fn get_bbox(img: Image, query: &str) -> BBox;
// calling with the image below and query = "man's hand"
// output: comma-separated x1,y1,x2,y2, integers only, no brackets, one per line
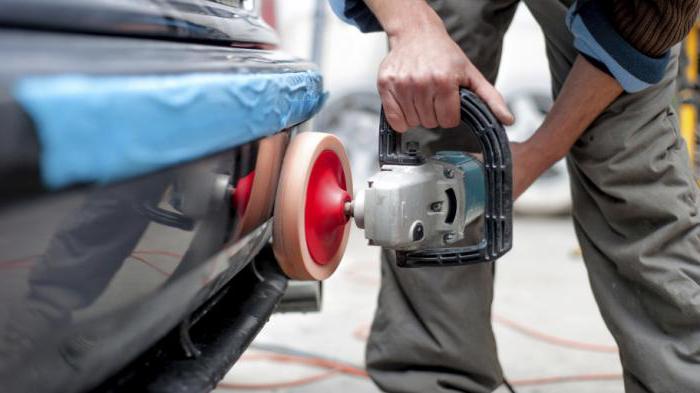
363,1,623,201
364,0,513,132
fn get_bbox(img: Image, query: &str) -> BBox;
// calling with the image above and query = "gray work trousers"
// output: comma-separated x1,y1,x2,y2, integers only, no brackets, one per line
365,1,700,392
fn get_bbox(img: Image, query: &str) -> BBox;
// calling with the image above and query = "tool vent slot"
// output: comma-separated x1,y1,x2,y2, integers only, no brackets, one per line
445,188,457,224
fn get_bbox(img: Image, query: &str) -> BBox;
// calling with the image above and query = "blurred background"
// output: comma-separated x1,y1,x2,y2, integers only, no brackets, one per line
215,1,700,392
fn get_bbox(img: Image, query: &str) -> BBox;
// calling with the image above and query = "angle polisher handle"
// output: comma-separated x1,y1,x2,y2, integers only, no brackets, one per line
378,110,425,165
378,88,513,266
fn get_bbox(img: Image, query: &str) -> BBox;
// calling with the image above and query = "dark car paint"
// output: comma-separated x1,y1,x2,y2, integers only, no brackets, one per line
0,0,278,47
0,148,272,392
89,245,288,393
0,2,316,392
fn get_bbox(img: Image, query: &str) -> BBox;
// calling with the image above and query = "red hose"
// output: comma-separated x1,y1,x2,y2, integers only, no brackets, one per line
218,369,339,390
492,314,618,353
510,373,622,386
220,349,623,390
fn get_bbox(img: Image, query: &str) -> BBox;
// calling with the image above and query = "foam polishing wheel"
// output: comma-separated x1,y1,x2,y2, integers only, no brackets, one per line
233,133,289,240
273,132,353,280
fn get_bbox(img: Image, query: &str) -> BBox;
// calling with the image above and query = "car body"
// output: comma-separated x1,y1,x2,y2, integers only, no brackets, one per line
0,1,323,392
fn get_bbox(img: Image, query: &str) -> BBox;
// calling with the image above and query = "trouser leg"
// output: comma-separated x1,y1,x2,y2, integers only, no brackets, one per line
568,52,700,393
365,1,519,392
525,1,700,391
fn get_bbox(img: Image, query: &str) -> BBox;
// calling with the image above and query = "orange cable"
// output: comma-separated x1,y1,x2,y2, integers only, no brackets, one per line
241,353,368,378
0,254,39,269
132,249,183,259
128,255,171,277
492,314,618,353
217,369,339,390
345,271,618,354
232,350,623,389
511,372,622,386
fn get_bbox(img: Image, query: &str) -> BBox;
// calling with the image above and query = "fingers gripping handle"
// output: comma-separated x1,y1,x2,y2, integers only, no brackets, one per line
378,88,513,266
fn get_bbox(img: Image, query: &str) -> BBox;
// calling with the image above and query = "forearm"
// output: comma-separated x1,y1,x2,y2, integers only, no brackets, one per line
514,55,623,197
362,0,444,39
533,55,622,162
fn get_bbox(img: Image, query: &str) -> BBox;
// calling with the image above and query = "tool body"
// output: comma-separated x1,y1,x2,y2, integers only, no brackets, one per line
349,88,513,267
272,89,512,280
352,152,485,250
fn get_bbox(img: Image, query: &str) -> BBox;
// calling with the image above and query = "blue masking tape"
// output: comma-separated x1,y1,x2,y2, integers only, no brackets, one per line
13,70,325,189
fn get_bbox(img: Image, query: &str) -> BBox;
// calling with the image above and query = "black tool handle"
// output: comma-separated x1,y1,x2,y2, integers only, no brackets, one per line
379,88,513,266
378,110,425,165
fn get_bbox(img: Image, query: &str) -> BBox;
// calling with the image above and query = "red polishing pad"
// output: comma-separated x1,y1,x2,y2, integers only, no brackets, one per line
272,132,353,280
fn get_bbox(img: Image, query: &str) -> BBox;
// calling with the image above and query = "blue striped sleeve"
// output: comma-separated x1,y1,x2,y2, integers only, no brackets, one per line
566,0,671,93
328,0,382,33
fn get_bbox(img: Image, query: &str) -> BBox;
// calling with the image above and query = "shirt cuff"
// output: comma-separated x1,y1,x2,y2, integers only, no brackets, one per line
328,0,382,33
566,0,671,93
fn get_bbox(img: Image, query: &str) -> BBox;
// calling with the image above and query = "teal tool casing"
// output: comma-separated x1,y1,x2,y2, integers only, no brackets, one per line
432,151,486,227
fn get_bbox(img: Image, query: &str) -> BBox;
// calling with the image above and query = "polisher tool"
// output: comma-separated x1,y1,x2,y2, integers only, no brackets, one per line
273,88,512,280
348,88,513,267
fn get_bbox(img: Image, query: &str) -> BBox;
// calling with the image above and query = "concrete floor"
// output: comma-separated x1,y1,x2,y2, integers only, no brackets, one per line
217,216,625,393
